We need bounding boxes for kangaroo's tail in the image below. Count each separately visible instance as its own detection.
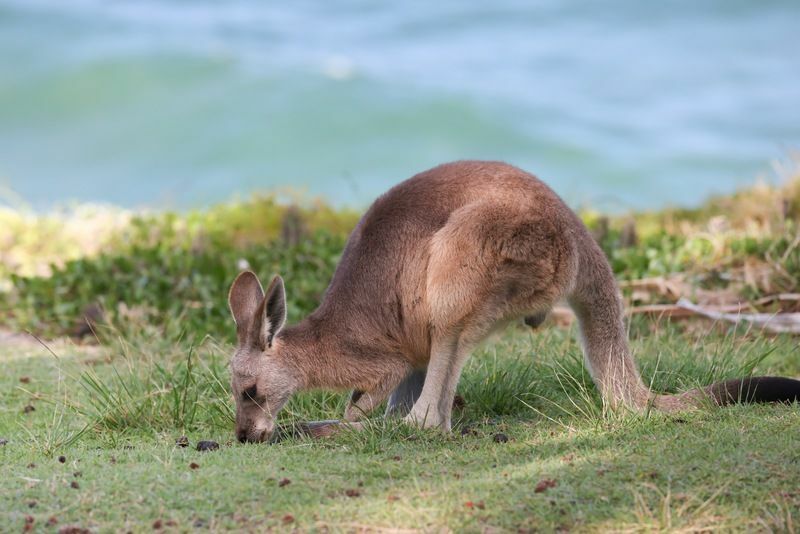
[702,376,800,405]
[567,227,800,412]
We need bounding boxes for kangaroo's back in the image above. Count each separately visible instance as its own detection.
[313,160,580,363]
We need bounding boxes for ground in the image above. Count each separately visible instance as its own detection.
[1,320,798,532]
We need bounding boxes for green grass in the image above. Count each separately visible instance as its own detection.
[1,169,799,531]
[2,320,798,532]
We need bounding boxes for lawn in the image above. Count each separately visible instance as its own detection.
[2,318,798,532]
[1,171,799,531]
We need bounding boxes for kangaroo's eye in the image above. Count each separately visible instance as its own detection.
[242,385,258,401]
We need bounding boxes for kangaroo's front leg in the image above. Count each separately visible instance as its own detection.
[344,364,411,422]
[404,334,470,431]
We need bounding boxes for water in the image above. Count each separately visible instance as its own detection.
[1,0,798,211]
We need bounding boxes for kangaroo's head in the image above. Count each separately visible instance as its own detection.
[228,271,296,443]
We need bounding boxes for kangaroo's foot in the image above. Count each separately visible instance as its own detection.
[403,401,450,431]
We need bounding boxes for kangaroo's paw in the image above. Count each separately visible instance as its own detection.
[403,405,450,431]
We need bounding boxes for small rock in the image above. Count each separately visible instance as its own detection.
[23,404,35,414]
[196,440,219,452]
[278,478,291,487]
[175,436,189,448]
[492,433,509,443]
[58,455,66,464]
[0,438,7,446]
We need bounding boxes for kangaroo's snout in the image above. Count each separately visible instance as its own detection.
[237,423,271,444]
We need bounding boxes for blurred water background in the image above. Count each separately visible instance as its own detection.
[1,0,798,211]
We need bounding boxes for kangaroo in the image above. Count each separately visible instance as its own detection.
[227,161,800,443]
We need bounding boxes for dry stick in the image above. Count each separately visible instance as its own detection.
[676,298,800,335]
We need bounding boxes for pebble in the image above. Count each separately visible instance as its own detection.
[196,440,219,452]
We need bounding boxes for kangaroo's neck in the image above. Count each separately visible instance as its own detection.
[275,317,398,392]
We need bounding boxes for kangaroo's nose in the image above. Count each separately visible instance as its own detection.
[237,429,248,443]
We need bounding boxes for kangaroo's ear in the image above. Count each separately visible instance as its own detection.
[255,275,287,349]
[228,271,265,341]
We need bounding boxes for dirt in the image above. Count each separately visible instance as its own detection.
[492,433,509,443]
[534,479,558,493]
[196,440,219,452]
[460,425,479,437]
[175,436,189,448]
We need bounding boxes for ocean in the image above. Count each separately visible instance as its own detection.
[1,0,798,211]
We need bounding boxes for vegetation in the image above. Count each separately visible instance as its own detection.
[1,167,799,531]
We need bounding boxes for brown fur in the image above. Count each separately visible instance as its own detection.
[227,161,800,442]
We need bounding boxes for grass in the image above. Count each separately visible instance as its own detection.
[1,318,798,532]
[1,166,799,531]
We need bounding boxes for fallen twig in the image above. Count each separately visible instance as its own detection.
[676,298,800,334]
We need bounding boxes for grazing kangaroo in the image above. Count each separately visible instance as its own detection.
[228,161,800,443]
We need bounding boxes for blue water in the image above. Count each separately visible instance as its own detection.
[1,0,798,211]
